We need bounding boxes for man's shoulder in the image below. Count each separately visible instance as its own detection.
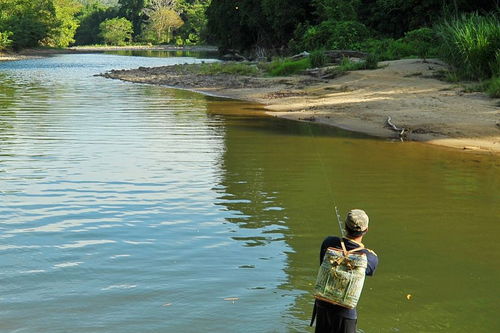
[322,236,341,247]
[364,248,378,256]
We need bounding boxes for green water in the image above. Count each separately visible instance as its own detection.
[0,53,499,332]
[211,102,500,332]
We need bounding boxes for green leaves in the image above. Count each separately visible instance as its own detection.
[99,17,133,45]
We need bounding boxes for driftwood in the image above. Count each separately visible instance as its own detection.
[219,48,248,61]
[303,67,345,79]
[291,50,370,64]
[290,51,310,60]
[385,116,407,139]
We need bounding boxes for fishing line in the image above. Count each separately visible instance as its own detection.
[304,120,345,236]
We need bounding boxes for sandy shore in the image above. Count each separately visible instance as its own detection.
[102,59,499,154]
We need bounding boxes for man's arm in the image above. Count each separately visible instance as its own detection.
[365,250,378,276]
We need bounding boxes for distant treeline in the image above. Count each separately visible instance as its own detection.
[0,0,211,49]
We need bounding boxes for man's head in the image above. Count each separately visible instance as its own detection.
[345,209,369,237]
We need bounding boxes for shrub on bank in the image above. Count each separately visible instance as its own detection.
[293,20,371,52]
[99,18,133,46]
[310,49,327,68]
[0,31,13,50]
[265,58,311,76]
[435,13,500,81]
[486,76,500,98]
[402,27,439,61]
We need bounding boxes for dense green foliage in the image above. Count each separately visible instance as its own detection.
[177,0,210,45]
[2,0,499,96]
[43,0,82,47]
[206,0,313,51]
[486,76,500,98]
[118,0,145,36]
[74,2,118,45]
[205,0,499,94]
[0,0,211,48]
[0,31,13,50]
[99,17,133,45]
[310,49,327,68]
[435,13,500,80]
[0,0,54,49]
[206,0,498,55]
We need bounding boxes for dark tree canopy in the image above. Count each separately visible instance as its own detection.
[206,0,499,51]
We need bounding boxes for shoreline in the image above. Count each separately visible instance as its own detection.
[101,59,499,154]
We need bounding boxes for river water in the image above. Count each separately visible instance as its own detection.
[0,53,499,333]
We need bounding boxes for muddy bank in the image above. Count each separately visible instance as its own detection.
[101,59,499,154]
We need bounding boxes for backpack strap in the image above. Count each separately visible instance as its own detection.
[341,238,365,255]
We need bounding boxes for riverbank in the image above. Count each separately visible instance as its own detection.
[102,59,500,154]
[0,45,218,62]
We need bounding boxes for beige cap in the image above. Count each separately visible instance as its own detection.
[345,209,369,232]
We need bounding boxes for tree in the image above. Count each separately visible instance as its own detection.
[74,1,118,45]
[118,0,146,37]
[311,0,360,22]
[42,0,82,47]
[99,17,133,45]
[206,0,247,50]
[0,0,56,49]
[143,0,184,43]
[206,0,313,51]
[177,0,211,44]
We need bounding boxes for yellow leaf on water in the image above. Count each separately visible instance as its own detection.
[406,294,412,300]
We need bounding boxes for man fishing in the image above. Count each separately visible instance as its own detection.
[312,209,378,333]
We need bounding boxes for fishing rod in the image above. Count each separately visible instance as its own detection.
[334,205,345,238]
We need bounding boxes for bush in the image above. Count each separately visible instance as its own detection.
[266,58,311,76]
[299,20,370,51]
[99,17,133,46]
[486,76,500,98]
[403,27,439,60]
[358,38,414,60]
[0,31,13,50]
[435,13,500,80]
[310,49,327,68]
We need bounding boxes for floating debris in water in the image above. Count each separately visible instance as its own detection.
[162,303,172,307]
[224,297,239,303]
[406,294,412,300]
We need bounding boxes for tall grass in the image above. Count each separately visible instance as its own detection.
[265,58,311,76]
[435,13,500,80]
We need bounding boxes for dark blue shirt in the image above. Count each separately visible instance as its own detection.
[317,236,378,319]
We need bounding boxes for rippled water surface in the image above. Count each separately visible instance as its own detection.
[0,53,499,333]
